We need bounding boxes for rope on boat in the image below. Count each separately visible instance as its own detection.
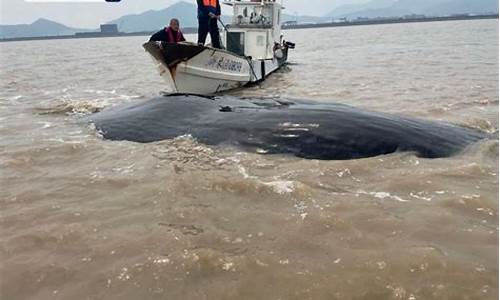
[218,18,260,82]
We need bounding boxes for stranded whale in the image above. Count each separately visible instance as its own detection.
[85,95,489,160]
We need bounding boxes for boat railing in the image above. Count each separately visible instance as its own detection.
[224,0,278,28]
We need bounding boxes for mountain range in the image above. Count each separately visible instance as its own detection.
[328,0,499,19]
[0,18,91,39]
[108,1,198,32]
[1,0,498,39]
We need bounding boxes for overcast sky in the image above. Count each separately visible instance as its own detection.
[1,0,368,28]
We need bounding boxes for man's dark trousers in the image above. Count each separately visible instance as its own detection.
[198,16,221,49]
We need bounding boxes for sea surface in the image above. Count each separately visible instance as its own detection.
[1,19,498,300]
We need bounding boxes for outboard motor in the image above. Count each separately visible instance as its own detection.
[284,41,296,49]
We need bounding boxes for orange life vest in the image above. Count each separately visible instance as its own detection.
[203,0,217,8]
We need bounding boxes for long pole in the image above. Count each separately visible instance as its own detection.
[217,18,230,32]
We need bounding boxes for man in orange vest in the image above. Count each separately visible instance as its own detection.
[197,0,222,49]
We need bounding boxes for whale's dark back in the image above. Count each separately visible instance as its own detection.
[86,95,488,160]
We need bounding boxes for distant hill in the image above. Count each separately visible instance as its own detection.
[0,18,91,39]
[107,1,198,32]
[425,0,499,16]
[281,14,330,24]
[327,0,499,19]
[327,0,397,18]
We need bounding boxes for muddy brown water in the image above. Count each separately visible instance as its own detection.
[1,19,498,300]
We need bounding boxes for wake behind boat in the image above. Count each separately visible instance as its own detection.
[143,0,295,94]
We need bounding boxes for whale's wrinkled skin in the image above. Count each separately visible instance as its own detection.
[85,95,489,160]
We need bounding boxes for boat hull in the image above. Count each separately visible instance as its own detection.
[143,41,287,94]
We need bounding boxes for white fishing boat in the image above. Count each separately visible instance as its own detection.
[143,0,295,94]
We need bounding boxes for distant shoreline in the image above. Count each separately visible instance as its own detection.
[282,14,499,30]
[1,14,497,43]
[0,28,197,43]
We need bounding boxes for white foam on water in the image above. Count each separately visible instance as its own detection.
[37,121,53,129]
[6,95,23,102]
[262,180,296,194]
[279,122,320,128]
[37,99,109,115]
[237,165,251,179]
[256,148,269,154]
[117,267,131,281]
[283,127,310,132]
[153,257,170,265]
[46,137,66,143]
[83,89,117,95]
[336,168,352,178]
[273,133,300,138]
[112,164,135,175]
[410,192,433,202]
[358,190,410,202]
[237,164,296,195]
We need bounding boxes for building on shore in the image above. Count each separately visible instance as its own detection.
[100,24,119,34]
[75,24,120,37]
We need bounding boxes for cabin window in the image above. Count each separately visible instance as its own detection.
[227,32,245,56]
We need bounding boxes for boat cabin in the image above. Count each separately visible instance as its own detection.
[222,0,283,60]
